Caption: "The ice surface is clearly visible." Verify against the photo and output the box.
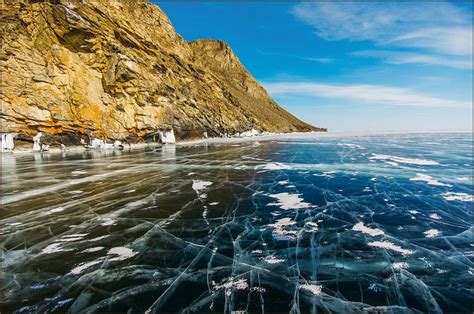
[1,132,472,313]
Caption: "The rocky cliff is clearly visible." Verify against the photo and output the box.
[1,0,325,144]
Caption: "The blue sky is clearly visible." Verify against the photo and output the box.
[155,1,472,132]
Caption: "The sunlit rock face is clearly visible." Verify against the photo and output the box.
[1,133,472,312]
[0,0,322,143]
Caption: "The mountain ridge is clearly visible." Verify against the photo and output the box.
[0,0,325,144]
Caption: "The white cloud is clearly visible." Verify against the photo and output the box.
[304,57,334,64]
[263,81,468,108]
[292,2,472,59]
[353,50,472,70]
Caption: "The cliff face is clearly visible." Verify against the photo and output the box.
[1,0,324,143]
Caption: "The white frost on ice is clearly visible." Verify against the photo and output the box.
[264,255,285,264]
[267,217,298,241]
[300,284,322,295]
[305,221,319,231]
[71,170,87,176]
[70,259,103,275]
[352,222,384,236]
[392,262,409,270]
[107,247,137,261]
[47,207,65,214]
[100,218,117,226]
[410,173,451,187]
[370,154,439,165]
[267,193,312,210]
[192,180,213,198]
[69,190,84,194]
[442,192,473,202]
[256,162,291,171]
[313,171,336,178]
[213,278,249,297]
[368,241,414,255]
[424,229,441,238]
[429,213,441,220]
[338,143,364,149]
[408,210,419,214]
[41,243,67,255]
[80,246,105,253]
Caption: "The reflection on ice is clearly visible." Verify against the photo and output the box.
[1,132,472,313]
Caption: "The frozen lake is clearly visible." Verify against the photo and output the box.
[1,132,472,312]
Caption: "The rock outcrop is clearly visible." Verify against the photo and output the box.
[1,0,325,144]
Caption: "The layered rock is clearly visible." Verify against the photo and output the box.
[1,0,325,144]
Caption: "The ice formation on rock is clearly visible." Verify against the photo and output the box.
[1,133,15,151]
[32,132,42,151]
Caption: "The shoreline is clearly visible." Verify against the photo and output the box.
[1,130,471,155]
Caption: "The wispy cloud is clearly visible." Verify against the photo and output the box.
[353,50,472,70]
[263,81,468,108]
[292,2,472,67]
[257,49,334,64]
[304,57,335,64]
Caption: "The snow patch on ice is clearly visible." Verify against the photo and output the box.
[300,284,322,295]
[392,262,409,270]
[442,192,473,202]
[107,247,137,261]
[192,180,212,198]
[429,213,441,220]
[213,278,249,297]
[424,229,441,238]
[305,221,319,232]
[100,218,116,226]
[257,162,291,171]
[352,222,384,236]
[410,173,451,187]
[264,255,285,264]
[267,193,312,210]
[70,259,103,275]
[267,217,298,241]
[368,241,414,255]
[370,154,439,165]
[47,207,65,214]
[80,246,104,253]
